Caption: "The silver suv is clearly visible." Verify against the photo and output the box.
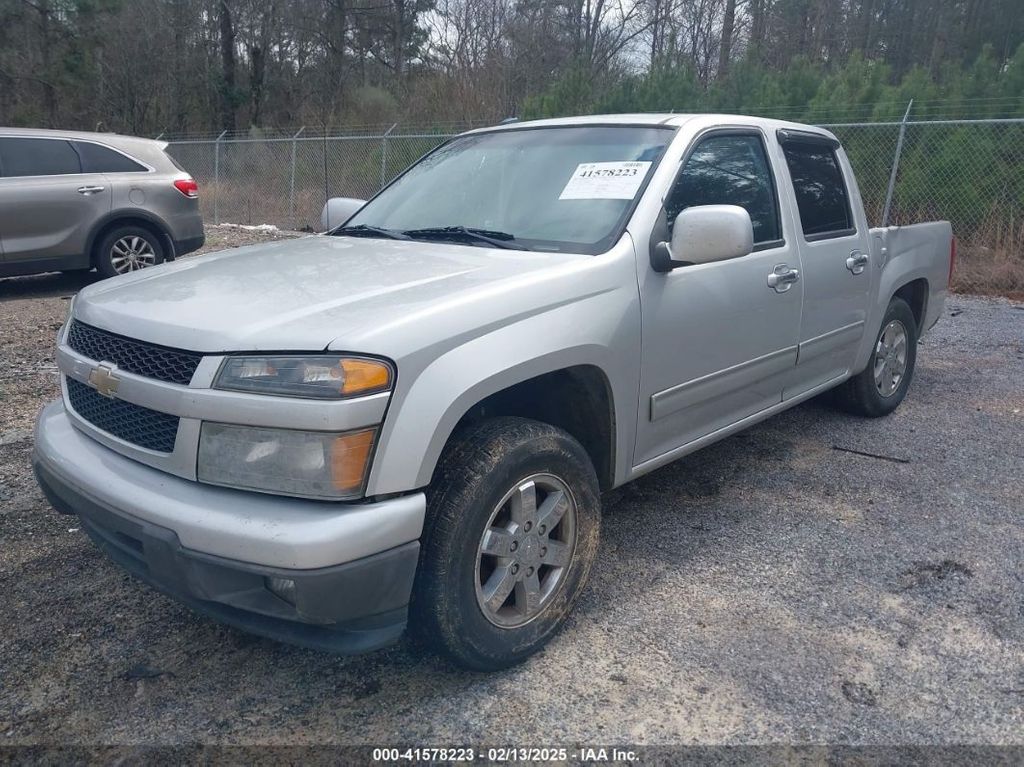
[0,128,204,279]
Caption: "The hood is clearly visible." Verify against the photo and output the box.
[73,235,577,352]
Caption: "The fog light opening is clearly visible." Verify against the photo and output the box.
[266,576,297,606]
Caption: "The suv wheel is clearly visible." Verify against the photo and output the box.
[833,296,918,417]
[95,226,164,278]
[412,417,601,670]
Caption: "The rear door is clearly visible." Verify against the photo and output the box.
[777,131,872,397]
[0,137,112,265]
[71,138,152,214]
[633,129,804,467]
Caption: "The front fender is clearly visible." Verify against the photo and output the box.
[364,270,641,496]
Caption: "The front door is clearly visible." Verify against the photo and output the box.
[776,133,872,397]
[0,137,112,265]
[633,130,804,468]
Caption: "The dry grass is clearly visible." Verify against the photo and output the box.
[198,182,324,232]
[950,215,1024,300]
[952,251,1024,300]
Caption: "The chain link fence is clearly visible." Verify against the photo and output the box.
[165,131,457,234]
[166,118,1024,297]
[824,118,1024,296]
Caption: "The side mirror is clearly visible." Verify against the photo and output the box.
[652,204,754,272]
[321,197,366,231]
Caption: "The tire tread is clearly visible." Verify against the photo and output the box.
[833,296,918,417]
[411,417,600,670]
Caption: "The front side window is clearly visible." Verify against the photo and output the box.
[781,142,854,238]
[0,138,81,177]
[666,133,782,246]
[343,126,673,254]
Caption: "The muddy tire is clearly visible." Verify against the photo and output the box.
[411,417,601,670]
[95,226,165,278]
[833,297,918,417]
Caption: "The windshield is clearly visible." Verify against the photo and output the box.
[342,125,673,254]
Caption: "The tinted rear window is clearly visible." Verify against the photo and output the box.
[781,143,853,238]
[0,137,81,177]
[73,141,147,173]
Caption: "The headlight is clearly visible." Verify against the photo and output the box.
[214,355,393,399]
[198,423,376,499]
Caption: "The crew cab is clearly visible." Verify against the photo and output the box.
[33,114,954,670]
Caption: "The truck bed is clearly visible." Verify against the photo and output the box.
[870,221,954,336]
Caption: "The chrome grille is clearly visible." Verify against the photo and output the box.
[67,321,201,386]
[66,378,180,453]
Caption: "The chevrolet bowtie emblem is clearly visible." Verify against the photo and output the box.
[88,362,121,398]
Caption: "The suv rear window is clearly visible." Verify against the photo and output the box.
[0,137,81,177]
[781,142,854,239]
[73,141,147,173]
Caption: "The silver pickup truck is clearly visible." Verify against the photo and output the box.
[33,114,954,670]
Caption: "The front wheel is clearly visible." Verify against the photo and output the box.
[411,417,601,670]
[95,226,165,278]
[833,296,918,417]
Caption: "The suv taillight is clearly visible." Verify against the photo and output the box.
[173,178,199,198]
[948,235,957,288]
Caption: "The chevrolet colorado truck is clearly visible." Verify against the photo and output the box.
[33,114,955,670]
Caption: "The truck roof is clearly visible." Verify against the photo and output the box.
[465,113,838,141]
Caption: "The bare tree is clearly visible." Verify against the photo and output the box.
[1,0,1022,134]
[219,0,239,132]
[717,0,737,76]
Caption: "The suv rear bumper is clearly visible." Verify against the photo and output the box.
[33,400,425,654]
[171,232,205,257]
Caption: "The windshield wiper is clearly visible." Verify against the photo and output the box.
[332,224,411,241]
[403,226,522,250]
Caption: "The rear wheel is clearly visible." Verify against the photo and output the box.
[411,417,601,670]
[833,296,918,417]
[95,226,164,278]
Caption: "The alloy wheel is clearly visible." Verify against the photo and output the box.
[474,473,578,628]
[110,236,157,273]
[873,319,908,397]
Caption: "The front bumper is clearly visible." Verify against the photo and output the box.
[33,400,426,654]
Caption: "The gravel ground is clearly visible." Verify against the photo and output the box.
[0,230,1022,747]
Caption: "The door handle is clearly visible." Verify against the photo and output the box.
[767,264,800,293]
[846,251,869,274]
[77,185,105,195]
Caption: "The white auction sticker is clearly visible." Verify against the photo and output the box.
[558,161,652,200]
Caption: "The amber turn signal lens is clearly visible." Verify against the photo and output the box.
[330,428,376,492]
[340,359,392,395]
